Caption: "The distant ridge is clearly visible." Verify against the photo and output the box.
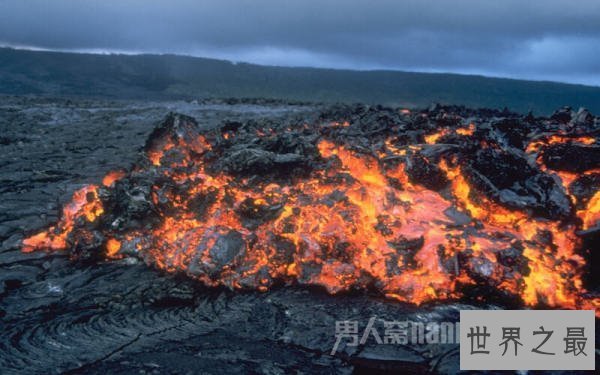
[1,47,599,114]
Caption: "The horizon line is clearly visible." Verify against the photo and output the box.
[1,44,599,89]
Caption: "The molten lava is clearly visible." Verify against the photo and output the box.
[22,109,599,311]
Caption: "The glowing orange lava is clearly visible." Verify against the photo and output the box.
[21,115,598,311]
[23,185,103,252]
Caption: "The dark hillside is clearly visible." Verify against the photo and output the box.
[2,48,600,114]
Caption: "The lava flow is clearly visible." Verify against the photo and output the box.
[22,107,600,310]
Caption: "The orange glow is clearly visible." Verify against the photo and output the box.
[22,185,102,252]
[102,170,125,187]
[555,171,579,189]
[330,121,350,127]
[424,129,449,144]
[456,123,475,136]
[106,238,121,256]
[578,191,600,230]
[21,121,596,311]
[526,135,595,154]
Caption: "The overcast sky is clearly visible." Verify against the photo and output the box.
[1,0,599,86]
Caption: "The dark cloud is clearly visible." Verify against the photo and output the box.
[1,0,599,85]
